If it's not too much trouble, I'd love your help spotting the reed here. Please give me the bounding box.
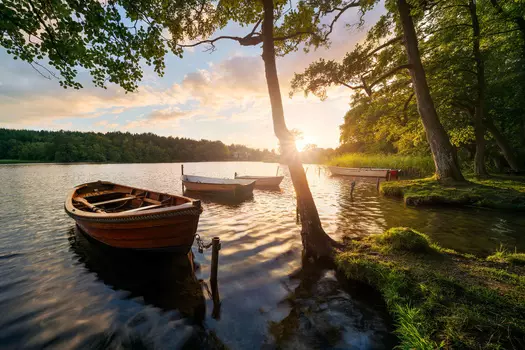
[327,153,434,178]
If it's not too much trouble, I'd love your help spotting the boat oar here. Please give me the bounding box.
[73,197,105,213]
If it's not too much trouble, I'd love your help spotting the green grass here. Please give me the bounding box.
[380,176,525,210]
[336,228,525,349]
[327,153,435,177]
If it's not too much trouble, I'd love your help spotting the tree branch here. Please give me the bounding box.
[367,36,402,57]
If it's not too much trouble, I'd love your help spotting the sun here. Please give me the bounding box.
[295,136,315,152]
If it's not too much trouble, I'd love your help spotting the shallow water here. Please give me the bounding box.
[0,162,524,349]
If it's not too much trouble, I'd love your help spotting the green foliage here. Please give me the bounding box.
[327,153,434,177]
[375,227,433,254]
[0,0,167,91]
[292,0,525,171]
[336,228,525,349]
[380,176,525,210]
[0,128,277,163]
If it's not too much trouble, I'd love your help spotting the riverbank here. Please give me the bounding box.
[380,176,525,210]
[336,227,525,349]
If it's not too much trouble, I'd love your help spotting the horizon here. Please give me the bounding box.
[0,4,385,152]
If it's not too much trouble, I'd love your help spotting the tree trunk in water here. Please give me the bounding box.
[484,119,521,171]
[397,0,465,182]
[261,0,335,259]
[469,0,488,176]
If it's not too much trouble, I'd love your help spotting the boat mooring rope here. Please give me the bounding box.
[195,234,214,253]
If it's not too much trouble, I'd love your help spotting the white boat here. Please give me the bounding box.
[328,166,392,178]
[181,175,256,196]
[234,174,284,187]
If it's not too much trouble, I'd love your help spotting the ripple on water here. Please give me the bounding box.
[0,162,524,349]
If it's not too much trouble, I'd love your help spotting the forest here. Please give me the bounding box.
[291,0,525,176]
[0,128,277,163]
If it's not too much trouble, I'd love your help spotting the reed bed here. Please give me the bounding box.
[327,153,435,178]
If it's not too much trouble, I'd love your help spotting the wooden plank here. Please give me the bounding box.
[92,195,136,206]
[121,204,162,213]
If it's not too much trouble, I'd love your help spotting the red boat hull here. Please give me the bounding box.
[74,214,199,253]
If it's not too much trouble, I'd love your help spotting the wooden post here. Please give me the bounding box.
[376,177,380,190]
[318,166,321,177]
[276,165,279,176]
[181,164,185,193]
[210,237,221,319]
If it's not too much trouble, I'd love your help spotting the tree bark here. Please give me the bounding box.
[484,119,521,171]
[397,0,465,182]
[261,0,335,259]
[469,0,488,176]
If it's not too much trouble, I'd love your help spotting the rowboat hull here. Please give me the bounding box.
[234,175,284,187]
[73,213,199,253]
[181,175,255,197]
[65,181,202,253]
[329,166,390,178]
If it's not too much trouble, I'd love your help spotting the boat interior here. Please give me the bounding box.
[72,182,190,213]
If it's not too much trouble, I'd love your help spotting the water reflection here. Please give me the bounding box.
[69,227,206,321]
[267,260,397,349]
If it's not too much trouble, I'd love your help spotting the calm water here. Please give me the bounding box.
[1,162,524,349]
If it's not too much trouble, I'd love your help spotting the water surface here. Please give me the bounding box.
[1,162,523,349]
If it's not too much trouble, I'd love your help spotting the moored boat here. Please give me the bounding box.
[64,181,202,253]
[181,174,255,196]
[329,166,399,179]
[234,174,284,187]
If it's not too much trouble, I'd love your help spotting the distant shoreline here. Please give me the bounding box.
[0,159,280,165]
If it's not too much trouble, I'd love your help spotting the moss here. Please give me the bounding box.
[336,227,525,349]
[376,227,433,254]
[380,176,525,210]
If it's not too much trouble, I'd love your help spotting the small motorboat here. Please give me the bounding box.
[234,173,284,187]
[181,174,255,196]
[329,166,399,180]
[64,181,202,253]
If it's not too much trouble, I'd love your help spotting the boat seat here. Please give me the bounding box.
[121,204,162,213]
[92,195,136,206]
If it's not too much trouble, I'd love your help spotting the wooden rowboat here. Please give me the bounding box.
[64,181,202,253]
[329,166,392,179]
[234,174,284,187]
[181,175,255,196]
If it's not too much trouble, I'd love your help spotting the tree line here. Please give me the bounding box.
[0,128,278,163]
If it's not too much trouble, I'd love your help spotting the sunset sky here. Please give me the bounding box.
[0,4,385,151]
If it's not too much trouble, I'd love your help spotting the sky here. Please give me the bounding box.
[0,3,386,151]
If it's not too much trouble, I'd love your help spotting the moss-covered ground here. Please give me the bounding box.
[380,176,525,210]
[336,227,525,349]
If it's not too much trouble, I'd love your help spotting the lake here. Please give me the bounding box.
[1,162,524,349]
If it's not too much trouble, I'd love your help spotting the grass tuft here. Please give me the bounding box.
[487,245,525,266]
[376,227,433,254]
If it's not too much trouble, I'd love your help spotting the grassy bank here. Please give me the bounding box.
[380,176,525,210]
[336,227,525,349]
[327,153,434,177]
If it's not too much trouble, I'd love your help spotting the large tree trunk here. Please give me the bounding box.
[261,0,335,259]
[397,0,465,182]
[469,0,488,176]
[484,119,521,171]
